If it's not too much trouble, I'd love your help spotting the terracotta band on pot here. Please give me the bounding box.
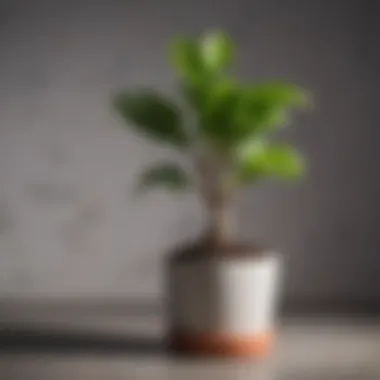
[168,330,274,357]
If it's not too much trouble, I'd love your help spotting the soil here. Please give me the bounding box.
[168,234,276,263]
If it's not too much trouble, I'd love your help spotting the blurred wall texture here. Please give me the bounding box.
[0,0,379,308]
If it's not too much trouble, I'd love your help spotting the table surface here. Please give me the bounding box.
[0,302,379,379]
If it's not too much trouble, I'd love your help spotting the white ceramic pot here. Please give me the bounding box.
[167,251,282,357]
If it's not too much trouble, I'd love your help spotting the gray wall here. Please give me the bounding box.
[0,0,379,305]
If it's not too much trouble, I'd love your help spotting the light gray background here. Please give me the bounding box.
[0,0,379,307]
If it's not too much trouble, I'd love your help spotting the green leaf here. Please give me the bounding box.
[200,79,240,144]
[170,37,204,82]
[138,163,191,192]
[180,77,241,149]
[199,31,234,70]
[113,91,187,146]
[235,82,310,135]
[170,32,234,82]
[239,141,305,183]
[264,145,305,178]
[183,79,310,152]
[247,83,309,108]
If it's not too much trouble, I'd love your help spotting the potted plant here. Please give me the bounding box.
[113,31,310,358]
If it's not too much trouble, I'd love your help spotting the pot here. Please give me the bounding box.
[166,243,282,358]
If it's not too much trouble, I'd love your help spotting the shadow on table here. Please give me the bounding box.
[0,325,165,356]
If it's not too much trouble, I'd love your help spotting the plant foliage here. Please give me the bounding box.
[113,31,311,244]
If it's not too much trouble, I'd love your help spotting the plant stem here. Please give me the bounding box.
[194,147,236,249]
[208,193,235,248]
